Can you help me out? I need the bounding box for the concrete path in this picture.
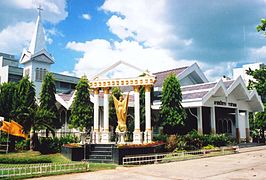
[32,145,266,180]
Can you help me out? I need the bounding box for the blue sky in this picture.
[0,0,266,81]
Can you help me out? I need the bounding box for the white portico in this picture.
[90,61,156,144]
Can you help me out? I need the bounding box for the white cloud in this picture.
[249,46,266,60]
[66,39,196,78]
[7,0,68,24]
[60,71,76,77]
[202,61,238,81]
[66,0,236,82]
[102,0,192,48]
[0,0,67,54]
[0,22,35,54]
[82,13,91,21]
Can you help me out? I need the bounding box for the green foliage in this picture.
[164,131,236,152]
[246,66,266,142]
[70,75,93,131]
[165,135,178,151]
[38,73,60,130]
[109,87,122,129]
[203,144,215,150]
[39,135,79,154]
[0,155,52,164]
[257,18,266,36]
[15,139,30,151]
[160,73,186,134]
[247,66,266,102]
[153,134,168,142]
[0,82,17,120]
[13,76,37,133]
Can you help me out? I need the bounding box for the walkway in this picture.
[32,145,266,180]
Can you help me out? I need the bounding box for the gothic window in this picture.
[43,68,47,78]
[25,69,30,76]
[35,68,40,81]
[228,120,232,133]
[40,68,43,81]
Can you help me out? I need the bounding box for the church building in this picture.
[0,9,264,142]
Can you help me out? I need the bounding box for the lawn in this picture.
[0,151,117,179]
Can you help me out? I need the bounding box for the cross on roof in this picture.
[37,5,43,15]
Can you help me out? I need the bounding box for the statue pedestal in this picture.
[117,132,126,144]
[92,131,100,144]
[101,131,110,143]
[133,131,143,144]
[144,130,152,143]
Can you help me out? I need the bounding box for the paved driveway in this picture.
[32,146,266,180]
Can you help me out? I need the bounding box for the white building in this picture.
[233,62,264,85]
[0,8,264,142]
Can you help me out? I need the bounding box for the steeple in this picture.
[28,5,46,54]
[20,5,54,64]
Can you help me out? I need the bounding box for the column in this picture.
[245,111,250,143]
[101,87,110,143]
[197,107,203,134]
[210,107,216,134]
[144,85,152,143]
[235,108,240,143]
[92,88,100,143]
[133,86,142,144]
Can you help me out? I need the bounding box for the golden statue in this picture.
[112,93,129,133]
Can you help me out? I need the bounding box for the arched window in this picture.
[223,120,228,133]
[43,68,47,79]
[218,120,223,133]
[228,120,232,133]
[40,68,43,81]
[35,68,40,81]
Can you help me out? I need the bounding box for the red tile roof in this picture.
[57,91,75,101]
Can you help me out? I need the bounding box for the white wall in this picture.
[233,63,263,85]
[239,112,246,139]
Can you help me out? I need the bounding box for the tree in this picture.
[247,66,266,142]
[69,75,93,131]
[159,73,186,134]
[109,87,122,131]
[0,82,17,120]
[257,18,266,36]
[12,76,37,151]
[38,72,60,132]
[13,76,37,133]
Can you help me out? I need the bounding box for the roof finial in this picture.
[37,5,43,16]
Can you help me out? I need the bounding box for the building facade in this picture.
[0,9,264,142]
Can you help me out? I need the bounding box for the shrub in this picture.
[203,144,215,150]
[39,134,79,154]
[166,135,178,151]
[0,156,52,164]
[15,139,30,151]
[170,131,236,152]
[153,134,168,142]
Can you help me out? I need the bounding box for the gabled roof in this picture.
[153,63,208,87]
[91,60,151,81]
[179,76,264,112]
[153,66,188,87]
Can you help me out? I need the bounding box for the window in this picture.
[35,68,40,81]
[25,69,30,76]
[35,68,48,81]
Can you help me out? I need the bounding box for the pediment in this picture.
[92,61,153,81]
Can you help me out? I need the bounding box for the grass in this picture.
[89,163,117,172]
[0,151,71,165]
[0,151,117,179]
